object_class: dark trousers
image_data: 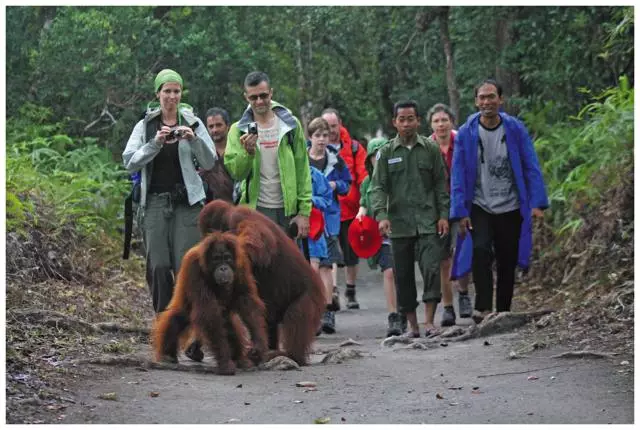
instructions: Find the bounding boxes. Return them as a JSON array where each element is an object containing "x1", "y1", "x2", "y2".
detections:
[
  {"x1": 470, "y1": 205, "x2": 522, "y2": 313},
  {"x1": 391, "y1": 234, "x2": 443, "y2": 314}
]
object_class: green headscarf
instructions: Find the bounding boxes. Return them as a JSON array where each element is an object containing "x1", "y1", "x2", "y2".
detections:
[{"x1": 154, "y1": 69, "x2": 183, "y2": 93}]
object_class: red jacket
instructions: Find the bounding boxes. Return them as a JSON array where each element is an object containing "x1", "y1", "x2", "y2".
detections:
[
  {"x1": 337, "y1": 126, "x2": 368, "y2": 221},
  {"x1": 431, "y1": 130, "x2": 457, "y2": 194}
]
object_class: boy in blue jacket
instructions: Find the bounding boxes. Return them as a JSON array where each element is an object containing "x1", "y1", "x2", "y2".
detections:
[{"x1": 306, "y1": 117, "x2": 352, "y2": 333}]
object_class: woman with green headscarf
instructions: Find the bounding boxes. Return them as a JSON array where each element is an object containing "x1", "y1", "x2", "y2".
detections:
[{"x1": 123, "y1": 69, "x2": 216, "y2": 320}]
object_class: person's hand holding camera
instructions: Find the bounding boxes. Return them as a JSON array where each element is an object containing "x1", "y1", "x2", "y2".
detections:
[
  {"x1": 156, "y1": 126, "x2": 194, "y2": 145},
  {"x1": 173, "y1": 125, "x2": 195, "y2": 141},
  {"x1": 240, "y1": 124, "x2": 259, "y2": 156}
]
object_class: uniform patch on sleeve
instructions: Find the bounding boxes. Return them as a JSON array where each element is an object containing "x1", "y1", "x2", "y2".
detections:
[
  {"x1": 375, "y1": 151, "x2": 381, "y2": 161},
  {"x1": 388, "y1": 157, "x2": 402, "y2": 165}
]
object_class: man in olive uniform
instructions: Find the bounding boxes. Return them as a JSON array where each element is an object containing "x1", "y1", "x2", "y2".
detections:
[{"x1": 369, "y1": 100, "x2": 450, "y2": 338}]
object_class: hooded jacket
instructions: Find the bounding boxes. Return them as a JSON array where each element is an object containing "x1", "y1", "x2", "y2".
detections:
[
  {"x1": 307, "y1": 143, "x2": 352, "y2": 236},
  {"x1": 122, "y1": 105, "x2": 217, "y2": 209},
  {"x1": 336, "y1": 126, "x2": 368, "y2": 221},
  {"x1": 359, "y1": 137, "x2": 389, "y2": 212},
  {"x1": 224, "y1": 101, "x2": 312, "y2": 217},
  {"x1": 450, "y1": 112, "x2": 549, "y2": 276},
  {"x1": 307, "y1": 166, "x2": 334, "y2": 259}
]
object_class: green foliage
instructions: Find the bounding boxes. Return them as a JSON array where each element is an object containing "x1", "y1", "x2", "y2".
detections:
[
  {"x1": 531, "y1": 76, "x2": 633, "y2": 235},
  {"x1": 6, "y1": 6, "x2": 633, "y2": 142},
  {"x1": 6, "y1": 118, "x2": 130, "y2": 240}
]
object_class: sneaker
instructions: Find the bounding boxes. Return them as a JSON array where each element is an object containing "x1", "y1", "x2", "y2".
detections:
[
  {"x1": 321, "y1": 311, "x2": 336, "y2": 334},
  {"x1": 441, "y1": 306, "x2": 456, "y2": 327},
  {"x1": 386, "y1": 312, "x2": 403, "y2": 337},
  {"x1": 458, "y1": 293, "x2": 472, "y2": 318},
  {"x1": 331, "y1": 287, "x2": 341, "y2": 311},
  {"x1": 345, "y1": 287, "x2": 360, "y2": 309}
]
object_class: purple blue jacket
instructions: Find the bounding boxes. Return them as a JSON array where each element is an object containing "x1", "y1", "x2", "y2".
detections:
[{"x1": 450, "y1": 112, "x2": 549, "y2": 278}]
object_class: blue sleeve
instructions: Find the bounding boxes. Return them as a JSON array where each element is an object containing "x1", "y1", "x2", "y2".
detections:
[
  {"x1": 517, "y1": 121, "x2": 549, "y2": 210},
  {"x1": 450, "y1": 127, "x2": 468, "y2": 220},
  {"x1": 311, "y1": 172, "x2": 333, "y2": 211}
]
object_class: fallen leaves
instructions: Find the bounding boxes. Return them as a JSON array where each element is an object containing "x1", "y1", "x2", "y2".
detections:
[{"x1": 314, "y1": 417, "x2": 331, "y2": 424}]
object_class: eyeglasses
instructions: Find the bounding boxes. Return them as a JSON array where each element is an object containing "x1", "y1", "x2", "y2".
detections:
[{"x1": 247, "y1": 93, "x2": 270, "y2": 102}]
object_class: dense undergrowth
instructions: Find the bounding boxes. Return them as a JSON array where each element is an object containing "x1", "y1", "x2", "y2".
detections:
[
  {"x1": 513, "y1": 76, "x2": 634, "y2": 355},
  {"x1": 5, "y1": 104, "x2": 152, "y2": 424},
  {"x1": 4, "y1": 78, "x2": 634, "y2": 423}
]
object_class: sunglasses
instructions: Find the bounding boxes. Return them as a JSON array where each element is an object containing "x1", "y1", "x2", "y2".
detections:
[{"x1": 247, "y1": 92, "x2": 271, "y2": 102}]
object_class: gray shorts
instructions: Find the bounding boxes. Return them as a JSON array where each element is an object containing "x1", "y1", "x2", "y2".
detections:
[{"x1": 319, "y1": 235, "x2": 344, "y2": 268}]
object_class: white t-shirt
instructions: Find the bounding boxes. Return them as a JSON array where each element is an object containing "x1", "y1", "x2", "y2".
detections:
[{"x1": 257, "y1": 117, "x2": 284, "y2": 208}]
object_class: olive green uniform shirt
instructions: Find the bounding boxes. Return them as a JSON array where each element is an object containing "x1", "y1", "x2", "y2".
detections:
[{"x1": 369, "y1": 134, "x2": 449, "y2": 238}]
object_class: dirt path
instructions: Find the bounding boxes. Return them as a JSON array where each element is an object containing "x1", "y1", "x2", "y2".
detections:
[{"x1": 61, "y1": 263, "x2": 633, "y2": 424}]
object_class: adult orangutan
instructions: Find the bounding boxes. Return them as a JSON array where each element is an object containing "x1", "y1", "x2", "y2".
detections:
[
  {"x1": 198, "y1": 200, "x2": 325, "y2": 366},
  {"x1": 152, "y1": 231, "x2": 268, "y2": 375}
]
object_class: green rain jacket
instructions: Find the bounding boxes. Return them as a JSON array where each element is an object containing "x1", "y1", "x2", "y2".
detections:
[{"x1": 224, "y1": 101, "x2": 312, "y2": 217}]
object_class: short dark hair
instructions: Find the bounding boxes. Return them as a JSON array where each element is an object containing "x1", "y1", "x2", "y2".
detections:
[
  {"x1": 393, "y1": 100, "x2": 420, "y2": 118},
  {"x1": 474, "y1": 78, "x2": 503, "y2": 97},
  {"x1": 244, "y1": 71, "x2": 270, "y2": 89},
  {"x1": 321, "y1": 107, "x2": 341, "y2": 123},
  {"x1": 427, "y1": 103, "x2": 455, "y2": 124},
  {"x1": 204, "y1": 107, "x2": 230, "y2": 125}
]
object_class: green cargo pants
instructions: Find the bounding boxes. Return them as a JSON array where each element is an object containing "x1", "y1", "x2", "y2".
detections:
[
  {"x1": 141, "y1": 193, "x2": 203, "y2": 313},
  {"x1": 391, "y1": 234, "x2": 445, "y2": 314}
]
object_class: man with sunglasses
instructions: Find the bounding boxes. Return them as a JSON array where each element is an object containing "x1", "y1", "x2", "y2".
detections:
[{"x1": 225, "y1": 71, "x2": 312, "y2": 239}]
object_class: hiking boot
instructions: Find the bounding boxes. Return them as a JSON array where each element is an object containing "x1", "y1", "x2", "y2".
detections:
[
  {"x1": 321, "y1": 311, "x2": 336, "y2": 334},
  {"x1": 441, "y1": 306, "x2": 456, "y2": 327},
  {"x1": 184, "y1": 340, "x2": 204, "y2": 362},
  {"x1": 331, "y1": 286, "x2": 341, "y2": 311},
  {"x1": 386, "y1": 312, "x2": 403, "y2": 337},
  {"x1": 458, "y1": 293, "x2": 472, "y2": 318},
  {"x1": 345, "y1": 287, "x2": 360, "y2": 309}
]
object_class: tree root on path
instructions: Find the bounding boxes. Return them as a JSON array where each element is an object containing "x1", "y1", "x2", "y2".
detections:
[
  {"x1": 8, "y1": 309, "x2": 150, "y2": 336},
  {"x1": 72, "y1": 355, "x2": 229, "y2": 374},
  {"x1": 382, "y1": 309, "x2": 555, "y2": 348},
  {"x1": 549, "y1": 350, "x2": 619, "y2": 359}
]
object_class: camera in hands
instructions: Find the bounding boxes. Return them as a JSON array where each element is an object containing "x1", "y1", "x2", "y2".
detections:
[
  {"x1": 167, "y1": 128, "x2": 186, "y2": 140},
  {"x1": 248, "y1": 122, "x2": 258, "y2": 135}
]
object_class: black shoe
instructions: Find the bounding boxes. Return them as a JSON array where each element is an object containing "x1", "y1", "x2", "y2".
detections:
[
  {"x1": 441, "y1": 306, "x2": 456, "y2": 327},
  {"x1": 321, "y1": 311, "x2": 336, "y2": 334},
  {"x1": 331, "y1": 287, "x2": 341, "y2": 311},
  {"x1": 345, "y1": 287, "x2": 360, "y2": 309},
  {"x1": 458, "y1": 293, "x2": 472, "y2": 318},
  {"x1": 386, "y1": 312, "x2": 403, "y2": 337},
  {"x1": 184, "y1": 340, "x2": 204, "y2": 362}
]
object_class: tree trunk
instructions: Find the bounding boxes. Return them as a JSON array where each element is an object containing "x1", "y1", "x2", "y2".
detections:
[
  {"x1": 437, "y1": 7, "x2": 460, "y2": 123},
  {"x1": 495, "y1": 8, "x2": 521, "y2": 115},
  {"x1": 296, "y1": 34, "x2": 312, "y2": 130}
]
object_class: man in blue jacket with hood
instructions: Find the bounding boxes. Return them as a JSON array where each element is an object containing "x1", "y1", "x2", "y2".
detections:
[{"x1": 450, "y1": 79, "x2": 548, "y2": 324}]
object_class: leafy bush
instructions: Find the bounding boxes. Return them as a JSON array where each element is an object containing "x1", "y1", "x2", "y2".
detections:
[
  {"x1": 530, "y1": 75, "x2": 633, "y2": 234},
  {"x1": 6, "y1": 112, "x2": 129, "y2": 240}
]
